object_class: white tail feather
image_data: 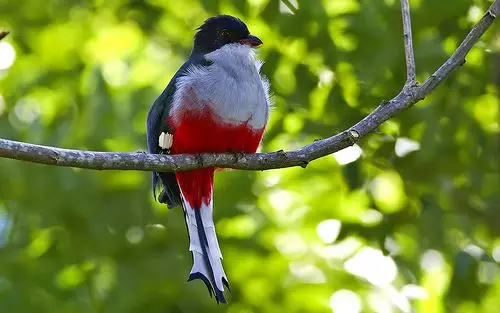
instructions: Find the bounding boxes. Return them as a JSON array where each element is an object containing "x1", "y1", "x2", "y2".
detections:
[{"x1": 182, "y1": 194, "x2": 228, "y2": 294}]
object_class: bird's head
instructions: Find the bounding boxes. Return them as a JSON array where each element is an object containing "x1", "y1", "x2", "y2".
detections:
[{"x1": 192, "y1": 15, "x2": 262, "y2": 55}]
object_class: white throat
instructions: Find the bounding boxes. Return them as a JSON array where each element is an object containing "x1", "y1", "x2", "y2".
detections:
[{"x1": 172, "y1": 44, "x2": 271, "y2": 130}]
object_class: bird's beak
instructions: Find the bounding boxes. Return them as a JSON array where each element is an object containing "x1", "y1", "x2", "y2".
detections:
[{"x1": 238, "y1": 34, "x2": 263, "y2": 47}]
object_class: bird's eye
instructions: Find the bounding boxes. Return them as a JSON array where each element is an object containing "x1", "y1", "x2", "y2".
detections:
[{"x1": 219, "y1": 29, "x2": 231, "y2": 40}]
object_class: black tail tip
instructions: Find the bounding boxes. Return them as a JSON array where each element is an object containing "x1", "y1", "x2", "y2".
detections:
[
  {"x1": 222, "y1": 277, "x2": 231, "y2": 292},
  {"x1": 188, "y1": 272, "x2": 228, "y2": 304},
  {"x1": 215, "y1": 289, "x2": 227, "y2": 304}
]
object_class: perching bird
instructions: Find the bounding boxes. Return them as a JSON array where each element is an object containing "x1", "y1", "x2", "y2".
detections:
[{"x1": 146, "y1": 15, "x2": 271, "y2": 303}]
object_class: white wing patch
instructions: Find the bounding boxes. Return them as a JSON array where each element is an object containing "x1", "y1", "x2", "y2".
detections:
[{"x1": 158, "y1": 132, "x2": 173, "y2": 150}]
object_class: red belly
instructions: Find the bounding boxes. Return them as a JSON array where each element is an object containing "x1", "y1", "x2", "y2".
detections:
[
  {"x1": 169, "y1": 107, "x2": 264, "y2": 155},
  {"x1": 168, "y1": 105, "x2": 264, "y2": 208}
]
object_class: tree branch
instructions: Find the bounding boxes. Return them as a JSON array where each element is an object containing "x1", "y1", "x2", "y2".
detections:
[
  {"x1": 0, "y1": 1, "x2": 499, "y2": 172},
  {"x1": 419, "y1": 2, "x2": 499, "y2": 94},
  {"x1": 0, "y1": 31, "x2": 9, "y2": 41},
  {"x1": 401, "y1": 0, "x2": 417, "y2": 86}
]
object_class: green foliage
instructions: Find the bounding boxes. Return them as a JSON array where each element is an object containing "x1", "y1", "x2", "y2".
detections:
[{"x1": 0, "y1": 0, "x2": 499, "y2": 312}]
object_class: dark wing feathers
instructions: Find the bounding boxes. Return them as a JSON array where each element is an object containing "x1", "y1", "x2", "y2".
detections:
[
  {"x1": 146, "y1": 64, "x2": 187, "y2": 208},
  {"x1": 147, "y1": 58, "x2": 211, "y2": 208}
]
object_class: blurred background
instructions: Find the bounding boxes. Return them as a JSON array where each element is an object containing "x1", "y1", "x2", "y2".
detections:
[{"x1": 0, "y1": 0, "x2": 499, "y2": 312}]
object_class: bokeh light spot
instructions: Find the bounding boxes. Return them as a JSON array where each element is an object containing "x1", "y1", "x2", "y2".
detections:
[
  {"x1": 467, "y1": 5, "x2": 483, "y2": 23},
  {"x1": 0, "y1": 94, "x2": 5, "y2": 116},
  {"x1": 492, "y1": 245, "x2": 500, "y2": 262},
  {"x1": 330, "y1": 289, "x2": 362, "y2": 313},
  {"x1": 316, "y1": 219, "x2": 341, "y2": 244},
  {"x1": 102, "y1": 60, "x2": 129, "y2": 86},
  {"x1": 371, "y1": 171, "x2": 406, "y2": 213},
  {"x1": 268, "y1": 189, "x2": 294, "y2": 212},
  {"x1": 126, "y1": 226, "x2": 144, "y2": 244},
  {"x1": 14, "y1": 98, "x2": 40, "y2": 124},
  {"x1": 344, "y1": 247, "x2": 397, "y2": 286},
  {"x1": 395, "y1": 137, "x2": 420, "y2": 157},
  {"x1": 289, "y1": 262, "x2": 326, "y2": 283},
  {"x1": 56, "y1": 264, "x2": 85, "y2": 289},
  {"x1": 275, "y1": 232, "x2": 307, "y2": 256},
  {"x1": 0, "y1": 42, "x2": 16, "y2": 70},
  {"x1": 401, "y1": 284, "x2": 428, "y2": 300},
  {"x1": 420, "y1": 249, "x2": 445, "y2": 272},
  {"x1": 333, "y1": 144, "x2": 363, "y2": 165}
]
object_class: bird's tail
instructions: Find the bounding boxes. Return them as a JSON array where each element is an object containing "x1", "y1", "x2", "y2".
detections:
[{"x1": 177, "y1": 169, "x2": 229, "y2": 303}]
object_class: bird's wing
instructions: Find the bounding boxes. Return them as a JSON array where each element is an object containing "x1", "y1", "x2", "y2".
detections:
[
  {"x1": 146, "y1": 61, "x2": 192, "y2": 208},
  {"x1": 146, "y1": 57, "x2": 213, "y2": 208}
]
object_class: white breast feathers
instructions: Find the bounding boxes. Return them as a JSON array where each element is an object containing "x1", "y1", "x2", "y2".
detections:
[{"x1": 172, "y1": 44, "x2": 271, "y2": 130}]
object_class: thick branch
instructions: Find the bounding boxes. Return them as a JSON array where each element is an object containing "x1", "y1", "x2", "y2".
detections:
[
  {"x1": 0, "y1": 0, "x2": 499, "y2": 172},
  {"x1": 401, "y1": 0, "x2": 417, "y2": 85}
]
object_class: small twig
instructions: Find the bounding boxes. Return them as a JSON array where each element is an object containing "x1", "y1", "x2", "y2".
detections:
[
  {"x1": 420, "y1": 1, "x2": 500, "y2": 94},
  {"x1": 401, "y1": 0, "x2": 417, "y2": 86},
  {"x1": 0, "y1": 31, "x2": 9, "y2": 41},
  {"x1": 0, "y1": 0, "x2": 499, "y2": 172}
]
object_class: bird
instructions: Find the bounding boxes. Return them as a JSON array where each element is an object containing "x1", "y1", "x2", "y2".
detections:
[{"x1": 146, "y1": 15, "x2": 271, "y2": 303}]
